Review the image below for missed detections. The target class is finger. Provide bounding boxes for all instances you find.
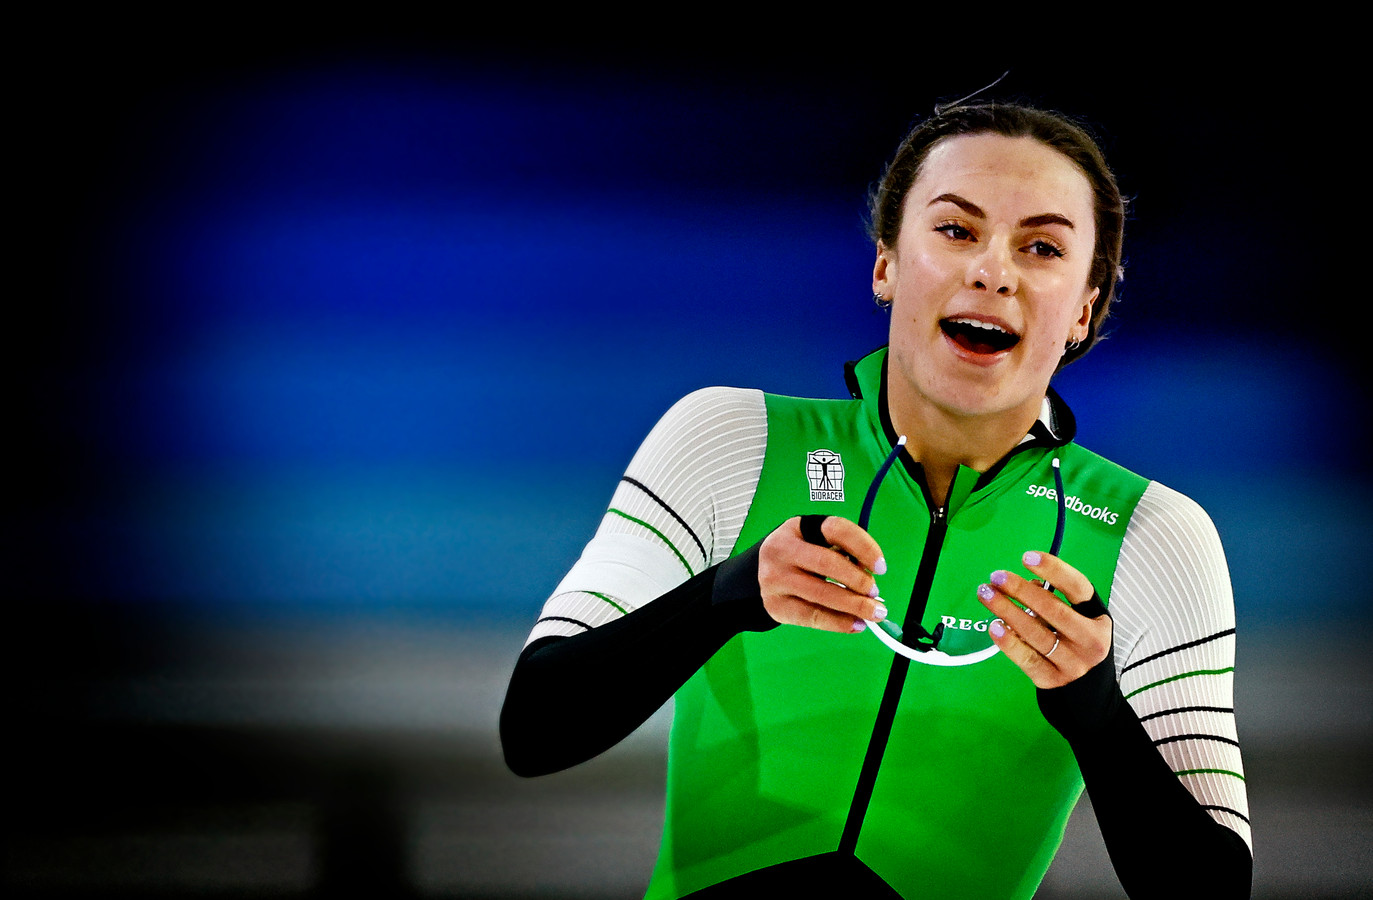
[982,568,1112,681]
[787,516,884,599]
[817,516,887,577]
[774,564,887,622]
[984,569,1070,630]
[987,617,1065,687]
[767,593,873,634]
[1020,551,1094,605]
[792,540,881,602]
[760,522,884,629]
[977,582,1058,654]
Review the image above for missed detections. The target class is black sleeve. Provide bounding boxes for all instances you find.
[1037,597,1252,899]
[499,542,776,777]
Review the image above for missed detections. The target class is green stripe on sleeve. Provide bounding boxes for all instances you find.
[1176,767,1246,782]
[588,591,630,616]
[608,507,696,577]
[1123,666,1235,701]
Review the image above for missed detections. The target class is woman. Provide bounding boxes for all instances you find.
[501,103,1252,899]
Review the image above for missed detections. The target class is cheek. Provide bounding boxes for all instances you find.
[1028,331,1068,368]
[909,246,953,283]
[1025,295,1085,357]
[1042,278,1094,328]
[893,253,951,308]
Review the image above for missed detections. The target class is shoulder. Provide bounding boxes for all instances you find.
[631,387,769,466]
[1111,478,1234,655]
[1118,477,1230,589]
[569,386,770,577]
[1057,444,1220,549]
[664,385,767,416]
[648,386,767,435]
[1129,480,1226,554]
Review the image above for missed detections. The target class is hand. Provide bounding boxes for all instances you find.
[757,516,888,633]
[976,550,1111,688]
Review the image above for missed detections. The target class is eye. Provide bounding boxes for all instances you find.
[1024,239,1065,259]
[934,221,973,242]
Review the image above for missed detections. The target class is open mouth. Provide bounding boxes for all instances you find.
[940,317,1020,355]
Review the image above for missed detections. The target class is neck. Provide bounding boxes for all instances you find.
[887,386,1042,509]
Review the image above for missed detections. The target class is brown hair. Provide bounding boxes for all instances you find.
[868,103,1125,369]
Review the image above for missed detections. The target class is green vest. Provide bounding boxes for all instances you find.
[646,349,1149,899]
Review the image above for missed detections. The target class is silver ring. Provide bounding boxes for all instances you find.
[1045,636,1060,659]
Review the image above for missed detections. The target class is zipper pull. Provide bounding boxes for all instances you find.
[931,505,946,526]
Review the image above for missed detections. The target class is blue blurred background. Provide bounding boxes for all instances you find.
[9,24,1369,899]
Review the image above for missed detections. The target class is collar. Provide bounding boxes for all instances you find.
[843,345,1076,491]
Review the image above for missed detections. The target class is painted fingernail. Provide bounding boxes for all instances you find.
[990,570,1009,587]
[872,602,887,622]
[1023,551,1043,566]
[867,583,880,598]
[873,557,888,576]
[989,619,1006,639]
[852,619,867,633]
[977,583,995,602]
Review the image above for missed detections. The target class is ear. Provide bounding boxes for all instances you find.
[872,243,896,299]
[1073,286,1099,341]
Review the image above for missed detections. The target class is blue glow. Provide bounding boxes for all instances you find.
[39,59,1366,632]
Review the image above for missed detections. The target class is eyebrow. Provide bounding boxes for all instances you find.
[929,193,1077,231]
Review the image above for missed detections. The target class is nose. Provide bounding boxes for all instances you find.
[967,237,1017,296]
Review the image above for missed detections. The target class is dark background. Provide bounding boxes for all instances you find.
[9,21,1369,899]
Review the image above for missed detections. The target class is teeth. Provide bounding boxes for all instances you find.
[947,316,1011,335]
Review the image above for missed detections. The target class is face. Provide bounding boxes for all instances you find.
[873,133,1099,427]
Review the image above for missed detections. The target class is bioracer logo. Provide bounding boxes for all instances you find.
[806,449,845,501]
[1026,483,1120,526]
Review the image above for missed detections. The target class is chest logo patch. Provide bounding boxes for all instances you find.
[806,449,845,502]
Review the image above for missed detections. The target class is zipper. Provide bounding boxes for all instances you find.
[904,501,951,651]
[838,454,1067,856]
[839,478,954,855]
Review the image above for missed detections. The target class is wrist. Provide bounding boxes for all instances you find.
[1037,650,1125,742]
[712,542,777,633]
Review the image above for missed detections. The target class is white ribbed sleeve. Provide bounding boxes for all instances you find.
[1111,480,1251,849]
[524,387,768,645]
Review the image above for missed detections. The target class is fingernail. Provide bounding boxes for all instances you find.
[989,619,1005,639]
[852,619,867,633]
[977,583,995,602]
[990,570,1009,587]
[873,557,888,576]
[1023,551,1043,567]
[867,583,880,598]
[872,602,887,622]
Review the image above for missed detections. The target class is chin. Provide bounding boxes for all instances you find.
[927,372,1040,421]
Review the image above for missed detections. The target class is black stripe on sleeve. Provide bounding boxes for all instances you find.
[621,476,709,564]
[534,616,593,633]
[1201,805,1251,826]
[1140,705,1234,723]
[1120,627,1236,676]
[1152,733,1241,749]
